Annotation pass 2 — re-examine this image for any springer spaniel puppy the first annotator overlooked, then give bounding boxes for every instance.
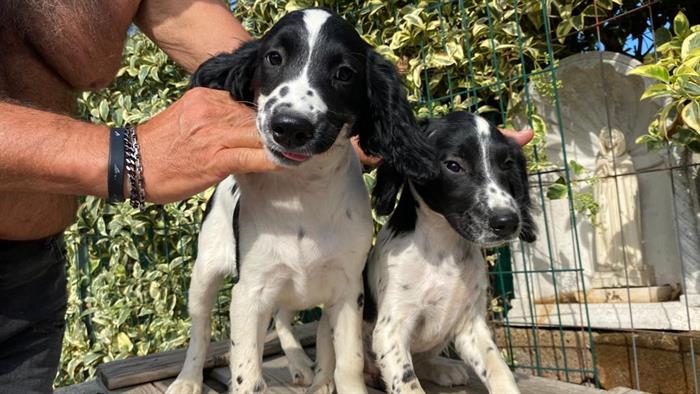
[167,8,433,394]
[363,112,536,394]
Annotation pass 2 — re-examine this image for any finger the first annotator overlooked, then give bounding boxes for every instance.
[218,123,265,149]
[223,148,280,174]
[500,127,534,147]
[351,135,383,167]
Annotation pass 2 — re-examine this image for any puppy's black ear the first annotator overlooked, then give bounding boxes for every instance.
[356,50,437,181]
[372,164,405,216]
[190,40,260,103]
[514,150,537,243]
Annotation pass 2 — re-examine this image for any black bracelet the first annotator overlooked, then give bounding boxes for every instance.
[107,128,127,203]
[124,127,146,210]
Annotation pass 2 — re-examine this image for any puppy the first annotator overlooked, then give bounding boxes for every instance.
[167,8,433,394]
[365,112,536,394]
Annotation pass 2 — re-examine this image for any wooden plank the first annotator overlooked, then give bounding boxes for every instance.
[97,321,318,390]
[112,383,162,394]
[54,380,107,394]
[211,353,388,394]
[151,378,220,394]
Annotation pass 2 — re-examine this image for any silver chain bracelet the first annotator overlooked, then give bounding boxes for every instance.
[124,127,146,211]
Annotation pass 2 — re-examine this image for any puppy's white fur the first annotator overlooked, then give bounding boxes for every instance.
[168,9,371,394]
[367,186,519,394]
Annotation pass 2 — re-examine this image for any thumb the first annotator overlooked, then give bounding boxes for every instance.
[220,148,279,174]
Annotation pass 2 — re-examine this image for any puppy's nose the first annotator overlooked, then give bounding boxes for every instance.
[489,210,519,237]
[270,114,314,148]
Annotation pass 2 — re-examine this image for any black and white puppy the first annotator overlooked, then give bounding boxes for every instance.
[365,112,536,394]
[167,8,433,394]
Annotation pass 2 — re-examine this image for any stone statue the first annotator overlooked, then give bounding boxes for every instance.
[592,127,652,287]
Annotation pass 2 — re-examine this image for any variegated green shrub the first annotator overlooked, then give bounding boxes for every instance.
[631,11,700,152]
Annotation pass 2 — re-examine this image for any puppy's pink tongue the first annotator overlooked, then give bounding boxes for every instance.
[281,152,310,162]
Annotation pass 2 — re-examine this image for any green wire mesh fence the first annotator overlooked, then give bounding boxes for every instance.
[62,1,700,392]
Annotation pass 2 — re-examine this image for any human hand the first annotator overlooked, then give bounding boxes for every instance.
[137,88,278,203]
[499,127,534,146]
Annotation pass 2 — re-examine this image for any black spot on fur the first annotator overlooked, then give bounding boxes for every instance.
[410,382,419,390]
[237,376,243,384]
[481,369,487,378]
[357,293,364,308]
[279,86,289,97]
[231,339,235,346]
[264,97,278,112]
[307,90,313,96]
[401,367,416,383]
[293,373,301,380]
[363,267,377,322]
[309,105,314,110]
[297,226,305,240]
[402,284,410,290]
[279,102,292,108]
[346,208,352,219]
[233,200,241,272]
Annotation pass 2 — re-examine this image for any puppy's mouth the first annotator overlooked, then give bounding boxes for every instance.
[266,146,314,167]
[280,151,311,162]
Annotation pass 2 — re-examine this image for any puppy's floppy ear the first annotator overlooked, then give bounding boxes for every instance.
[355,50,437,181]
[190,40,260,103]
[372,164,405,216]
[513,148,537,243]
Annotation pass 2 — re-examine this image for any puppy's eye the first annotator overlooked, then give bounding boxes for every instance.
[266,51,283,66]
[334,66,355,82]
[501,158,515,170]
[444,160,463,173]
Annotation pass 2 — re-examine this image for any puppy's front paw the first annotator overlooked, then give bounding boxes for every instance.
[233,377,268,394]
[288,361,314,386]
[415,357,469,387]
[166,378,203,394]
[488,379,520,394]
[307,371,334,394]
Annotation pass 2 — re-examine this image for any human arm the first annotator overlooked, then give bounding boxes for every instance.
[0,89,276,203]
[135,0,251,73]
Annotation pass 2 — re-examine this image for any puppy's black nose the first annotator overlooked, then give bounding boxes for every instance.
[270,114,314,148]
[489,210,519,237]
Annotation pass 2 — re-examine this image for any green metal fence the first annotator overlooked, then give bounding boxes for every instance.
[63,0,700,392]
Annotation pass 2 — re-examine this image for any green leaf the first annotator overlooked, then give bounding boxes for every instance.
[674,12,689,37]
[681,101,700,133]
[116,332,133,352]
[682,32,700,60]
[138,65,150,85]
[429,52,455,67]
[98,100,109,121]
[546,183,568,200]
[654,27,673,46]
[640,83,671,100]
[627,64,670,83]
[402,9,425,30]
[568,160,585,176]
[556,20,573,43]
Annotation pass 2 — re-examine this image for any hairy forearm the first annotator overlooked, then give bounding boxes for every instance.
[135,0,251,73]
[0,101,108,197]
